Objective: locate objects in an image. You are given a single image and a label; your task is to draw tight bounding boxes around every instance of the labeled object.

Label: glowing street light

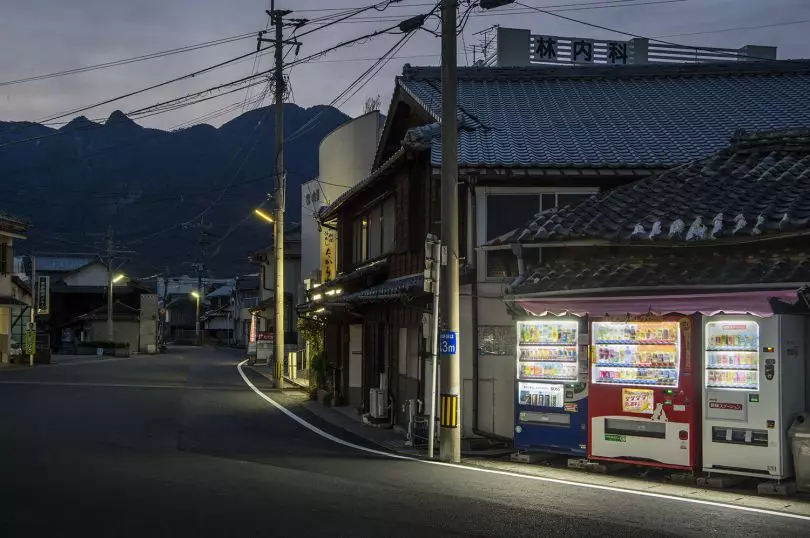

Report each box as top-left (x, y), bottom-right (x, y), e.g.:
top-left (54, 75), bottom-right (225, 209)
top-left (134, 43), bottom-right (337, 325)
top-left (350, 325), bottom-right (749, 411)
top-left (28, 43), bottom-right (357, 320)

top-left (254, 208), bottom-right (274, 224)
top-left (191, 290), bottom-right (201, 345)
top-left (112, 273), bottom-right (126, 283)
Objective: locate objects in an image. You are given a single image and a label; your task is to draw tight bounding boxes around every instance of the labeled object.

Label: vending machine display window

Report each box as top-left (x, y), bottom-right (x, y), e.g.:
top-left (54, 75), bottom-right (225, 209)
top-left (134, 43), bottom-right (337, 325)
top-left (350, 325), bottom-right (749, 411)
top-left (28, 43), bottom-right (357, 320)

top-left (517, 320), bottom-right (579, 383)
top-left (591, 321), bottom-right (680, 388)
top-left (704, 320), bottom-right (759, 391)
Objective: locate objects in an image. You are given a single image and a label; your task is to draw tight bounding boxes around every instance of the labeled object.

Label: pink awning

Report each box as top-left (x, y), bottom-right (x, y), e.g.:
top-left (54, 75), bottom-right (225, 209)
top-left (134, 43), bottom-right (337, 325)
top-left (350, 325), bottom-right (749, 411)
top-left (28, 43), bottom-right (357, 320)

top-left (517, 290), bottom-right (799, 318)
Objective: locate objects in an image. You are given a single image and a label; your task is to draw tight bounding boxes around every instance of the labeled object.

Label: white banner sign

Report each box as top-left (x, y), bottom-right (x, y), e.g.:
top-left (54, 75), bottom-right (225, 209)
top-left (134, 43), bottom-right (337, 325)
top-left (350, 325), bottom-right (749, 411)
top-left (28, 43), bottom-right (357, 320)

top-left (706, 389), bottom-right (748, 421)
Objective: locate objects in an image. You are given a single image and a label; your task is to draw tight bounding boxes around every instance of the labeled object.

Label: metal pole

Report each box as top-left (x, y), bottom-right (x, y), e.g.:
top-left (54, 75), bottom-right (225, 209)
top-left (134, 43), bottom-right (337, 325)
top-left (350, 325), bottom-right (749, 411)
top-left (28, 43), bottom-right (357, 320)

top-left (272, 2), bottom-right (288, 390)
top-left (195, 295), bottom-right (200, 344)
top-left (29, 255), bottom-right (36, 366)
top-left (439, 0), bottom-right (461, 462)
top-left (106, 226), bottom-right (114, 343)
top-left (428, 240), bottom-right (441, 459)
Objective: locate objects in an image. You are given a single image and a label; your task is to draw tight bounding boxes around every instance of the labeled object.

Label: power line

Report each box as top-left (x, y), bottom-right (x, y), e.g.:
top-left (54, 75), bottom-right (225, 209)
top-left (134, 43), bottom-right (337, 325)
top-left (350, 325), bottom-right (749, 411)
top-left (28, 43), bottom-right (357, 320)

top-left (652, 19), bottom-right (810, 38)
top-left (35, 48), bottom-right (263, 125)
top-left (0, 31), bottom-right (260, 88)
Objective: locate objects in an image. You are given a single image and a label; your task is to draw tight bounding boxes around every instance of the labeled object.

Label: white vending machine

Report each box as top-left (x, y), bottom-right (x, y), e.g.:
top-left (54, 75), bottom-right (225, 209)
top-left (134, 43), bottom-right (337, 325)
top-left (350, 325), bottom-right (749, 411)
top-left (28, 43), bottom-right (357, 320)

top-left (702, 315), bottom-right (806, 479)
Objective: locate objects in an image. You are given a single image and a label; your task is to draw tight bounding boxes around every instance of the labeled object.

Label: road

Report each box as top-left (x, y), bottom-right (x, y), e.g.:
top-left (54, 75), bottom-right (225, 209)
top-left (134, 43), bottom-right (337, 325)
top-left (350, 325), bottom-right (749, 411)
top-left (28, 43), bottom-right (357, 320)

top-left (0, 347), bottom-right (806, 537)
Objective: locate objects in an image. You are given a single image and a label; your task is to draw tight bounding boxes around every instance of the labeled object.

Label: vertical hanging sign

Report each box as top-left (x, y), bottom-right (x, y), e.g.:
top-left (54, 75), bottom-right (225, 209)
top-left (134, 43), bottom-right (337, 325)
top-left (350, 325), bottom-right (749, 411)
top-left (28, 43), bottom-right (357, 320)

top-left (37, 276), bottom-right (50, 315)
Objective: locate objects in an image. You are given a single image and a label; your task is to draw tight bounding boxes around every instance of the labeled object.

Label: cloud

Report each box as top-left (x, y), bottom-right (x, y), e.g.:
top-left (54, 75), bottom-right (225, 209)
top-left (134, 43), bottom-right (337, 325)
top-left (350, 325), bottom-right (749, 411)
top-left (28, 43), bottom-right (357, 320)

top-left (0, 0), bottom-right (807, 129)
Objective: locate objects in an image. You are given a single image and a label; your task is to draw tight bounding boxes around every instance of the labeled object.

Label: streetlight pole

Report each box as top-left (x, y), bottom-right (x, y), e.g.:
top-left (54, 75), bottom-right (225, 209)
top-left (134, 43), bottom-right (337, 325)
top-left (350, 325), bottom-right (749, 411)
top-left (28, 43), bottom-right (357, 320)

top-left (28, 255), bottom-right (36, 367)
top-left (191, 291), bottom-right (201, 345)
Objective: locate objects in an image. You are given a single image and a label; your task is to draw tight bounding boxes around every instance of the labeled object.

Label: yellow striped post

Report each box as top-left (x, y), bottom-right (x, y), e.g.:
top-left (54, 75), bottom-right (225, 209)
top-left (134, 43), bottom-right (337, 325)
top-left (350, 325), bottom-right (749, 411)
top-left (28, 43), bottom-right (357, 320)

top-left (439, 394), bottom-right (458, 428)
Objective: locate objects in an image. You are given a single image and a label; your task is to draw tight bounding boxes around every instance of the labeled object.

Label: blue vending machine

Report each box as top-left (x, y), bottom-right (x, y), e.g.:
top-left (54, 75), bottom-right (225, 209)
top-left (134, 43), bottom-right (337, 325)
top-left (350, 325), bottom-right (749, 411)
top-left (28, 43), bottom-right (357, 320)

top-left (515, 317), bottom-right (588, 456)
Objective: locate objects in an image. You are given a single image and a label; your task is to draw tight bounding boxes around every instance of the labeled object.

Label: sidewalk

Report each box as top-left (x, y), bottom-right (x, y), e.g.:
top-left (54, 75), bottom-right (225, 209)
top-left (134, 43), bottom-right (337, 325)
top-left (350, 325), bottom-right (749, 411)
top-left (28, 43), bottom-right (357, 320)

top-left (244, 364), bottom-right (810, 517)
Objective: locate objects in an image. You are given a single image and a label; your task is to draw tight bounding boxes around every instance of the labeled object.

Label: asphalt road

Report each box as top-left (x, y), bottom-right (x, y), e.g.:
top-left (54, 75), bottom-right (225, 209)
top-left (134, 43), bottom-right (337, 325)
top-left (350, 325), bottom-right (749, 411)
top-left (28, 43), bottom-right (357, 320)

top-left (0, 347), bottom-right (807, 537)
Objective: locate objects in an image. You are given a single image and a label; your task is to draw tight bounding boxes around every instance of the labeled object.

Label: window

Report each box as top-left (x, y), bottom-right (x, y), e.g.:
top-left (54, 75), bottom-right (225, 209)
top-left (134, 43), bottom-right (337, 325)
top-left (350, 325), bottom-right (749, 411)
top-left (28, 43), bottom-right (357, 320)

top-left (352, 196), bottom-right (396, 265)
top-left (0, 241), bottom-right (9, 275)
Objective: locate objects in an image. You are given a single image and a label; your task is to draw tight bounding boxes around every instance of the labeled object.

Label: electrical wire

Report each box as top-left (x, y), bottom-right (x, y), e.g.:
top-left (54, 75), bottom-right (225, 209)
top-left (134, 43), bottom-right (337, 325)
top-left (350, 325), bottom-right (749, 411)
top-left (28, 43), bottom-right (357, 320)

top-left (0, 31), bottom-right (260, 88)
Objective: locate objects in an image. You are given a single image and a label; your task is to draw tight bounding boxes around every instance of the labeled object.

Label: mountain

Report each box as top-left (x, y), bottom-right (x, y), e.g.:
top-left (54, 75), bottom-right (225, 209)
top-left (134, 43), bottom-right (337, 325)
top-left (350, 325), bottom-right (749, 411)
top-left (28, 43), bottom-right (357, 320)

top-left (0, 105), bottom-right (351, 276)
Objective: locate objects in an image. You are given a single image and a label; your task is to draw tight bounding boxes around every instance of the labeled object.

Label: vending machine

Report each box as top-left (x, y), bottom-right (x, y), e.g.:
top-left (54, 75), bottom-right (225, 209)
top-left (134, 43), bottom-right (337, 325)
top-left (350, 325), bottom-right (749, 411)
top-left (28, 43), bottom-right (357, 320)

top-left (702, 315), bottom-right (805, 479)
top-left (589, 316), bottom-right (701, 471)
top-left (515, 318), bottom-right (588, 456)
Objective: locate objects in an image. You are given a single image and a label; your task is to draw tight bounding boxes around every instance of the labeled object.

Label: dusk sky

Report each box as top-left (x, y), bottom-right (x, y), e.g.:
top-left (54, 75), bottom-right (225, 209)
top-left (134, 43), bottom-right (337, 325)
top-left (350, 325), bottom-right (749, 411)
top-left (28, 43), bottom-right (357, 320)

top-left (1, 0), bottom-right (808, 129)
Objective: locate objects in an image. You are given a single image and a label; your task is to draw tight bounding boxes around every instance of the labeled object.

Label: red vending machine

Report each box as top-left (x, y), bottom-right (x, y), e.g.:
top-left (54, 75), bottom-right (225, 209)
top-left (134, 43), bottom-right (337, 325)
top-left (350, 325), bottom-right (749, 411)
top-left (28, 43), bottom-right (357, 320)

top-left (588, 315), bottom-right (701, 471)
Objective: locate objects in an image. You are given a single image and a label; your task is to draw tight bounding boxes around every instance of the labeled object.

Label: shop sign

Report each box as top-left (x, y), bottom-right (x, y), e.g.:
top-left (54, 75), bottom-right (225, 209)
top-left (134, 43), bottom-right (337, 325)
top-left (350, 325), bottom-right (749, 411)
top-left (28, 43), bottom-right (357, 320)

top-left (531, 35), bottom-right (629, 65)
top-left (605, 433), bottom-right (626, 442)
top-left (37, 276), bottom-right (50, 314)
top-left (320, 227), bottom-right (337, 283)
top-left (257, 331), bottom-right (274, 342)
top-left (622, 388), bottom-right (654, 415)
top-left (706, 390), bottom-right (747, 421)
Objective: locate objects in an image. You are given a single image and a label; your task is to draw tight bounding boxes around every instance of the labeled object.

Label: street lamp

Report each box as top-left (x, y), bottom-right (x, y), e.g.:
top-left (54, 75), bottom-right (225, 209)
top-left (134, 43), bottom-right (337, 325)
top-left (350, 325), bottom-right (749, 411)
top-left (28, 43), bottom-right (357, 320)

top-left (108, 272), bottom-right (126, 342)
top-left (254, 208), bottom-right (274, 224)
top-left (191, 290), bottom-right (201, 345)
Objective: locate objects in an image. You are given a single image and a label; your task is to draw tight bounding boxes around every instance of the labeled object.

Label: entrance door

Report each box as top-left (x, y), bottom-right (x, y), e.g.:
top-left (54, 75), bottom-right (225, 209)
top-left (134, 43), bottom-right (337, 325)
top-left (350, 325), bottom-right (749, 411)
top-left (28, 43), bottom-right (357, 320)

top-left (348, 324), bottom-right (363, 407)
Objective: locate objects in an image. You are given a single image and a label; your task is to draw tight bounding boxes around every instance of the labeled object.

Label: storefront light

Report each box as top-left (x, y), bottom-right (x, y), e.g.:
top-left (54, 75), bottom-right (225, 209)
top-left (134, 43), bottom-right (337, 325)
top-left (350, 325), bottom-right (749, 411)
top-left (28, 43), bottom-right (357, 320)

top-left (315, 307), bottom-right (326, 314)
top-left (312, 293), bottom-right (323, 301)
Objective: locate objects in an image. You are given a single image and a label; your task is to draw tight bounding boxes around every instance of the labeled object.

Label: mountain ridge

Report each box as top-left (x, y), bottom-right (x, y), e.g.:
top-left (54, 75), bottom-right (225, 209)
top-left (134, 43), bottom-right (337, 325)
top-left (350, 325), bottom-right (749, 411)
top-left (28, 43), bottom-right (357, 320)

top-left (0, 104), bottom-right (351, 276)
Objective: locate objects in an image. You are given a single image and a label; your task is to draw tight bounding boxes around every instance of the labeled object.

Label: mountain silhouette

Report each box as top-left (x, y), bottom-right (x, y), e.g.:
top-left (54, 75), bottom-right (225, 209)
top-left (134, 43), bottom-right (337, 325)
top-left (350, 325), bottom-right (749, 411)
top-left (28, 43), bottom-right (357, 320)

top-left (0, 104), bottom-right (350, 277)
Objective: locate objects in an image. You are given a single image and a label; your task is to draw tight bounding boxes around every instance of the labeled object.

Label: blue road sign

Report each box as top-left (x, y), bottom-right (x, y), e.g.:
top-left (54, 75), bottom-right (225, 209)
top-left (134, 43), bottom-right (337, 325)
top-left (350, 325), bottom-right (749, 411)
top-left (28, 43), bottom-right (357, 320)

top-left (440, 331), bottom-right (457, 356)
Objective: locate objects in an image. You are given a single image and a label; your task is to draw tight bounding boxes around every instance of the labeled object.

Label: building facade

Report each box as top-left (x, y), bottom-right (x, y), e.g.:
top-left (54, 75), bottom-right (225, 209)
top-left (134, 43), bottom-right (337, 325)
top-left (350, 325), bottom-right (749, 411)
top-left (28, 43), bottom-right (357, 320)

top-left (311, 59), bottom-right (810, 441)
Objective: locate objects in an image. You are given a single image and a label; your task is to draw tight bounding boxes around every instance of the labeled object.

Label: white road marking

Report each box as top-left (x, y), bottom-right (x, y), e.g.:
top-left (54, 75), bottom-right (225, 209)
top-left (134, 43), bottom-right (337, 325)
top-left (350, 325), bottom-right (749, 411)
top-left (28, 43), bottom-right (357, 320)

top-left (237, 360), bottom-right (810, 523)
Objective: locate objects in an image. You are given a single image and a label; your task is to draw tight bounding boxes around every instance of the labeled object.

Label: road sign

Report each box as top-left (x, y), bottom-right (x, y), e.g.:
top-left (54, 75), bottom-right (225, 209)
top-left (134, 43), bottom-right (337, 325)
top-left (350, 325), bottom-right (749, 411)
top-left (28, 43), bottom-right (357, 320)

top-left (23, 330), bottom-right (36, 355)
top-left (440, 331), bottom-right (457, 356)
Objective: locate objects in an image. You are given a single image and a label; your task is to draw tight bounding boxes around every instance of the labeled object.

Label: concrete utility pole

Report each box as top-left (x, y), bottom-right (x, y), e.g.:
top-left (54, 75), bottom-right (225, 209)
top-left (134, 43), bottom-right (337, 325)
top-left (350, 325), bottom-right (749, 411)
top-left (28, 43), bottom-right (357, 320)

top-left (106, 225), bottom-right (115, 343)
top-left (29, 255), bottom-right (36, 366)
top-left (261, 1), bottom-right (304, 389)
top-left (438, 0), bottom-right (462, 463)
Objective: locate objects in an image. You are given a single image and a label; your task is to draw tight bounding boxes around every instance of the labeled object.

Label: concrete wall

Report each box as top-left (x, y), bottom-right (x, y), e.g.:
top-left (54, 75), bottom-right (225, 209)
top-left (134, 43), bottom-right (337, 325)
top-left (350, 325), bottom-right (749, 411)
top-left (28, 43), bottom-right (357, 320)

top-left (89, 320), bottom-right (140, 348)
top-left (63, 262), bottom-right (109, 287)
top-left (301, 111), bottom-right (384, 288)
top-left (139, 294), bottom-right (158, 352)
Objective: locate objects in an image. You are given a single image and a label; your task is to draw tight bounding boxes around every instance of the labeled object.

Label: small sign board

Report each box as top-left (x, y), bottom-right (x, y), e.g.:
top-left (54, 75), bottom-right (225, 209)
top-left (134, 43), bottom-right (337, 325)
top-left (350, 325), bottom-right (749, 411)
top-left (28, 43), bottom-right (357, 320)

top-left (440, 331), bottom-right (457, 356)
top-left (23, 330), bottom-right (36, 354)
top-left (37, 276), bottom-right (50, 315)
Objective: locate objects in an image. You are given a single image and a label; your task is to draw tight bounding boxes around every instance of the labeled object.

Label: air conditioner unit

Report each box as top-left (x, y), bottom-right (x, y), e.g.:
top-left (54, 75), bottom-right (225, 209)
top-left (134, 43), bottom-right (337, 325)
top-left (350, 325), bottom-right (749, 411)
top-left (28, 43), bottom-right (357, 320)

top-left (369, 388), bottom-right (388, 419)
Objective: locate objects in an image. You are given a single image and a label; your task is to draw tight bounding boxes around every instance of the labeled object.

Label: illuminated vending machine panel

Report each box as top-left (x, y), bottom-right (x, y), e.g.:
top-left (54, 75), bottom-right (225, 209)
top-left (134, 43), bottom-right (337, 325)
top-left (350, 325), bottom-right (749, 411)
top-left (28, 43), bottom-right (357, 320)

top-left (704, 320), bottom-right (759, 391)
top-left (592, 321), bottom-right (680, 388)
top-left (515, 319), bottom-right (587, 455)
top-left (701, 317), bottom-right (806, 479)
top-left (589, 320), bottom-right (697, 470)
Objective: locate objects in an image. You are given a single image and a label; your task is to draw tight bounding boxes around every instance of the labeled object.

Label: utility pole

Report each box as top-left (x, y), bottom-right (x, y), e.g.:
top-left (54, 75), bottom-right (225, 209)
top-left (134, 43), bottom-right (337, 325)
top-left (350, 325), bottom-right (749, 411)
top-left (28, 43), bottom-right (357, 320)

top-left (261, 2), bottom-right (304, 389)
top-left (28, 255), bottom-right (37, 366)
top-left (106, 225), bottom-right (115, 343)
top-left (439, 0), bottom-right (461, 463)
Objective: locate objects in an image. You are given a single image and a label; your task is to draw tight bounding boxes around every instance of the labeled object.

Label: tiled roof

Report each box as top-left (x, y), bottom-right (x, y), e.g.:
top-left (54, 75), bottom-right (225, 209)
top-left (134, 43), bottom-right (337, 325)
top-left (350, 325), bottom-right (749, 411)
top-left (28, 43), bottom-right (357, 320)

top-left (488, 128), bottom-right (810, 246)
top-left (396, 61), bottom-right (810, 168)
top-left (340, 273), bottom-right (424, 304)
top-left (206, 284), bottom-right (234, 298)
top-left (0, 210), bottom-right (29, 227)
top-left (33, 256), bottom-right (97, 273)
top-left (511, 248), bottom-right (810, 296)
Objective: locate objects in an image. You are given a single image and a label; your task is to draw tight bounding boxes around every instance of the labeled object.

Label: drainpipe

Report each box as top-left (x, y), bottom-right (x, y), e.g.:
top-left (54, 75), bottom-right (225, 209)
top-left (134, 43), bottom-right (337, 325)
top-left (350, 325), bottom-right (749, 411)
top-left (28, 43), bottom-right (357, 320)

top-left (470, 183), bottom-right (480, 433)
top-left (511, 243), bottom-right (525, 277)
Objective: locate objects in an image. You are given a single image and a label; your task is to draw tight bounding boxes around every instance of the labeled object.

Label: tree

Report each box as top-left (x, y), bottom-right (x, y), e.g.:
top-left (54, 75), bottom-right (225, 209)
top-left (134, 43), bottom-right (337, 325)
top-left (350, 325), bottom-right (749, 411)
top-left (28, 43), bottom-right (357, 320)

top-left (363, 94), bottom-right (382, 113)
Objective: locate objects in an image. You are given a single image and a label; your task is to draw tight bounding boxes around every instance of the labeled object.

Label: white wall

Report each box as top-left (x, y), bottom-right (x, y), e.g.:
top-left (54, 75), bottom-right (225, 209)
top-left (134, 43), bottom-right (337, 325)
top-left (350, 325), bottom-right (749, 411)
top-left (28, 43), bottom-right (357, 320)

top-left (300, 111), bottom-right (383, 287)
top-left (63, 262), bottom-right (109, 287)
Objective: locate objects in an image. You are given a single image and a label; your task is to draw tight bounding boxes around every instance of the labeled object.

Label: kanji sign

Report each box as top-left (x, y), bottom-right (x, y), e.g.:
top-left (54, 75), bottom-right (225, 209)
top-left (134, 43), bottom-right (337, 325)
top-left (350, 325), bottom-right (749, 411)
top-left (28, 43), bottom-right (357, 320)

top-left (23, 330), bottom-right (36, 354)
top-left (37, 276), bottom-right (50, 315)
